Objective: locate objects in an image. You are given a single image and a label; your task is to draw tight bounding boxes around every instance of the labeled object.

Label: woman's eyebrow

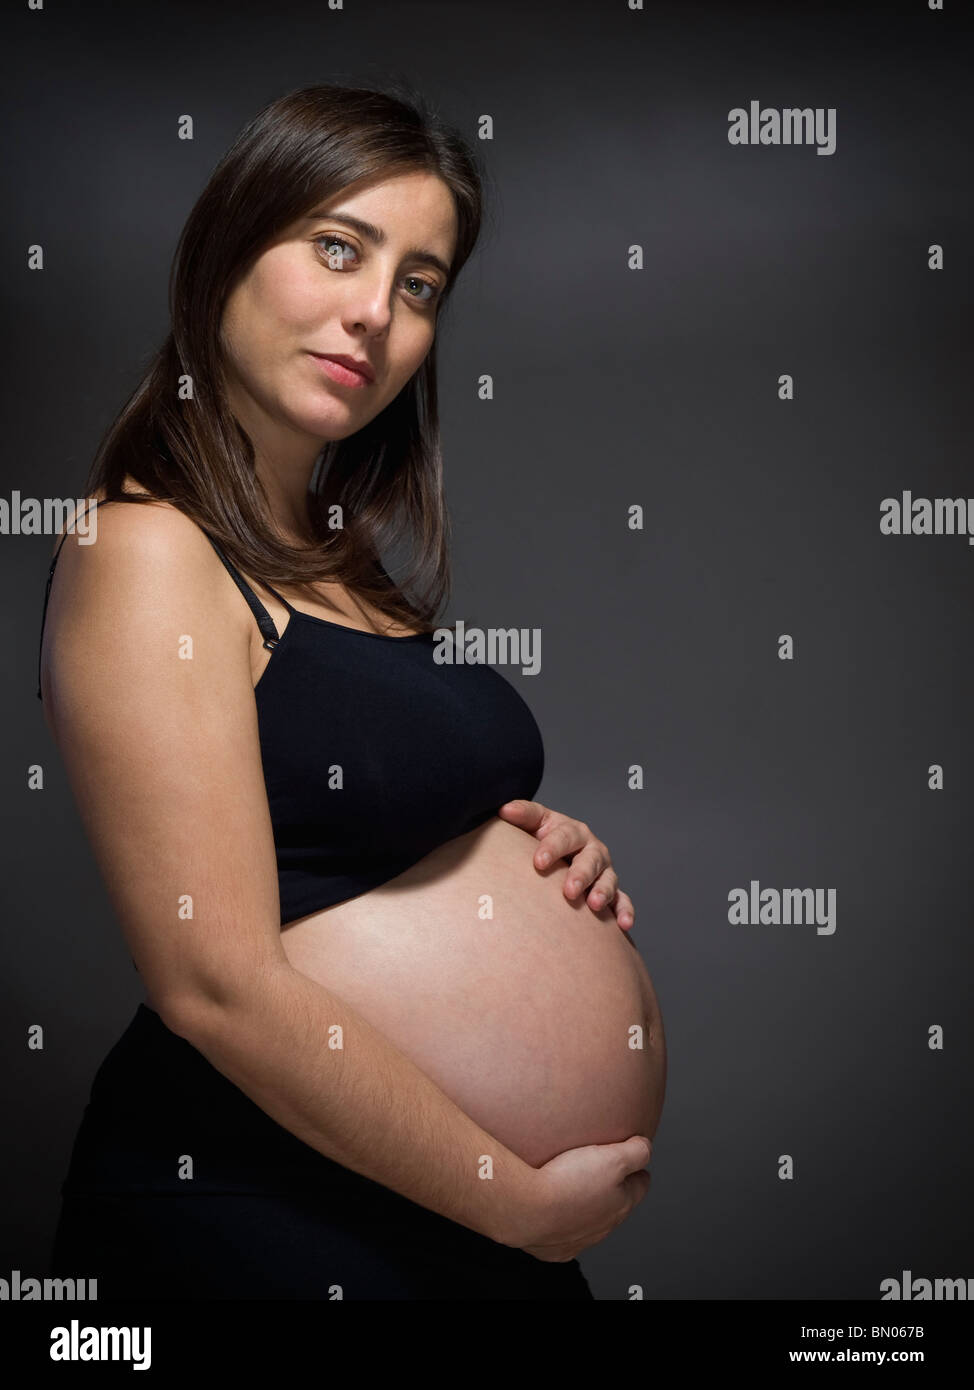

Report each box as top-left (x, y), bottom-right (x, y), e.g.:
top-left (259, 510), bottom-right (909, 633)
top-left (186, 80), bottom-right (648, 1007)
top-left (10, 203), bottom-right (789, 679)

top-left (304, 208), bottom-right (451, 278)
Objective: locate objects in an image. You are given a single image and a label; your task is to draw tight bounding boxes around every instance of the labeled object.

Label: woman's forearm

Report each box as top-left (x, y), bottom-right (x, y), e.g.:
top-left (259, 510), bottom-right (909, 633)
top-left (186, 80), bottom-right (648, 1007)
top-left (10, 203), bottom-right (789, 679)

top-left (161, 961), bottom-right (537, 1246)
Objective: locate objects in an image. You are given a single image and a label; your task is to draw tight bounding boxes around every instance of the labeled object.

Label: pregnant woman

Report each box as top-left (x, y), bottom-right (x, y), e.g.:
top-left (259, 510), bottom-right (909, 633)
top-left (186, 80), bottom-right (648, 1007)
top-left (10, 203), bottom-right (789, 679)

top-left (38, 83), bottom-right (666, 1300)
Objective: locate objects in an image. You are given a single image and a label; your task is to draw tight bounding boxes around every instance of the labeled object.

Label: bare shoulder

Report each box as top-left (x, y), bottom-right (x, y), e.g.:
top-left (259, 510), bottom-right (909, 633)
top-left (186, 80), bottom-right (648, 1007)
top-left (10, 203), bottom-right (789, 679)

top-left (53, 486), bottom-right (191, 550)
top-left (50, 489), bottom-right (232, 610)
top-left (41, 486), bottom-right (253, 719)
top-left (50, 480), bottom-right (161, 558)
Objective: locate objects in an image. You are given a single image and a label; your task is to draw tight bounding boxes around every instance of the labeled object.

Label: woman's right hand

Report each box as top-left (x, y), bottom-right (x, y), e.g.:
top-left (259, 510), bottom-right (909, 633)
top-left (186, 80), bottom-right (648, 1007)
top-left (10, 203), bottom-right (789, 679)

top-left (499, 1135), bottom-right (653, 1262)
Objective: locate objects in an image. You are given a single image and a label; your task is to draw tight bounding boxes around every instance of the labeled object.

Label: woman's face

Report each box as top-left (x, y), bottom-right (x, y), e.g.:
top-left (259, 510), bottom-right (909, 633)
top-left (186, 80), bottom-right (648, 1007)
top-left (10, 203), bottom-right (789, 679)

top-left (219, 169), bottom-right (458, 450)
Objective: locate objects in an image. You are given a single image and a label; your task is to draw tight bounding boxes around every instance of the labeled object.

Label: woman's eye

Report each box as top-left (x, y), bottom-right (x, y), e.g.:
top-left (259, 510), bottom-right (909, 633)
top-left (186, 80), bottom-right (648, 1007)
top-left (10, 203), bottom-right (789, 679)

top-left (314, 235), bottom-right (441, 307)
top-left (403, 275), bottom-right (440, 305)
top-left (314, 234), bottom-right (358, 266)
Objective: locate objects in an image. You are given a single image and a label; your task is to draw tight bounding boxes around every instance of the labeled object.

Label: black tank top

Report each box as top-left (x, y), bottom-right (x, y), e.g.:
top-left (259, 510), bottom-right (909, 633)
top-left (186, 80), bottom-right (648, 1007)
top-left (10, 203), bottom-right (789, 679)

top-left (36, 501), bottom-right (545, 923)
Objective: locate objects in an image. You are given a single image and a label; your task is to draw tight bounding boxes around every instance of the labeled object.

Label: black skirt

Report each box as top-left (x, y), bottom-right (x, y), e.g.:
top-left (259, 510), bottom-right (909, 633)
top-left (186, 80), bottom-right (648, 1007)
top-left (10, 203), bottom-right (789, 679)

top-left (50, 1004), bottom-right (594, 1301)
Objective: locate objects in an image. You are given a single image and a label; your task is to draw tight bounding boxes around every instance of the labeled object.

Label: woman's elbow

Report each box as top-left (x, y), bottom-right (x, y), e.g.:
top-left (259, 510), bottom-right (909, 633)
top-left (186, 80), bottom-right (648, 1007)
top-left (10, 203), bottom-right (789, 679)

top-left (151, 961), bottom-right (284, 1045)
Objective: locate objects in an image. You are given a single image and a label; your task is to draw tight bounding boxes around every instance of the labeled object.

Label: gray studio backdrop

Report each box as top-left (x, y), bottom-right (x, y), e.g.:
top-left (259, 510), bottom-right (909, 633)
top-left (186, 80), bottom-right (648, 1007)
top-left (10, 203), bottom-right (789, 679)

top-left (3, 0), bottom-right (972, 1300)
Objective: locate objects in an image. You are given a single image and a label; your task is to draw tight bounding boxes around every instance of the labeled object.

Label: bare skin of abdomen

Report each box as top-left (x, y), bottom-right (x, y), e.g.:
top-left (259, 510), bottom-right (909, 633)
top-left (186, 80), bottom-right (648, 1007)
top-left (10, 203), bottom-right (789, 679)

top-left (279, 814), bottom-right (667, 1170)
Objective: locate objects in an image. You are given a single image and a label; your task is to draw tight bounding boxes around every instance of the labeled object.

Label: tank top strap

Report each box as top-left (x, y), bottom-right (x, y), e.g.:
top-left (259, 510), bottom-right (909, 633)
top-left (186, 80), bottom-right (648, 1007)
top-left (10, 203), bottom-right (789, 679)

top-left (201, 532), bottom-right (294, 651)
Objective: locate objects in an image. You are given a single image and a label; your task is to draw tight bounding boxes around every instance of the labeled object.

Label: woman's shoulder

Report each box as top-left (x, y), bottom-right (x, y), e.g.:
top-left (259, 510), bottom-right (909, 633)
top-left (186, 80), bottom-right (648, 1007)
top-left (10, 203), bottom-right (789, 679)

top-left (52, 481), bottom-right (205, 558)
top-left (48, 482), bottom-right (228, 609)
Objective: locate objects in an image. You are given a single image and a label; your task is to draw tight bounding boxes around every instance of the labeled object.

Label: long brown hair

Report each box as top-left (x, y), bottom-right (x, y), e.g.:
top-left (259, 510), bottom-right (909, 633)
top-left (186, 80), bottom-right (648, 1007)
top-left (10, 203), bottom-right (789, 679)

top-left (85, 81), bottom-right (487, 630)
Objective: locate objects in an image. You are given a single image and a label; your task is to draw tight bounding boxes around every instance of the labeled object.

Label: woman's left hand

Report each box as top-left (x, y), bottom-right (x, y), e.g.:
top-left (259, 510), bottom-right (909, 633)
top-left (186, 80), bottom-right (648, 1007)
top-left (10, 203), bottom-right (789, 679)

top-left (497, 799), bottom-right (635, 931)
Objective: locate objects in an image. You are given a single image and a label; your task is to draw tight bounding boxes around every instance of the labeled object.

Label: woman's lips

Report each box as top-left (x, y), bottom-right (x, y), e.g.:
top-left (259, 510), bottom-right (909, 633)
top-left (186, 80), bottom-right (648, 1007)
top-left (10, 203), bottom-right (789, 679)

top-left (308, 353), bottom-right (373, 388)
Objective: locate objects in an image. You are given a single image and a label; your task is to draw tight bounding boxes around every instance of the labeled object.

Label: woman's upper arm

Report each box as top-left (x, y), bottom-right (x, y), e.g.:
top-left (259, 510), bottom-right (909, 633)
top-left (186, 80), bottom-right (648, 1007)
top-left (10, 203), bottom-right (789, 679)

top-left (42, 501), bottom-right (287, 1029)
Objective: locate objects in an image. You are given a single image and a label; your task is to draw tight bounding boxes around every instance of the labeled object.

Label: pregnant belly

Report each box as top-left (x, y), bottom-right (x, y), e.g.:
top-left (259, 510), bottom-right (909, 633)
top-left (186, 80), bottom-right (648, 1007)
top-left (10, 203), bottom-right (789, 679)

top-left (279, 816), bottom-right (667, 1168)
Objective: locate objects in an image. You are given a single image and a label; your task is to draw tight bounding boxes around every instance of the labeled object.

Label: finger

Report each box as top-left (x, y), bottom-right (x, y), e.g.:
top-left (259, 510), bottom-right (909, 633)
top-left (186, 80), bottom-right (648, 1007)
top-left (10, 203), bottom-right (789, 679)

top-left (496, 798), bottom-right (547, 830)
top-left (538, 821), bottom-right (589, 870)
top-left (498, 801), bottom-right (582, 867)
top-left (611, 889), bottom-right (636, 930)
top-left (617, 1135), bottom-right (653, 1171)
top-left (585, 867), bottom-right (619, 912)
top-left (563, 840), bottom-right (609, 899)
